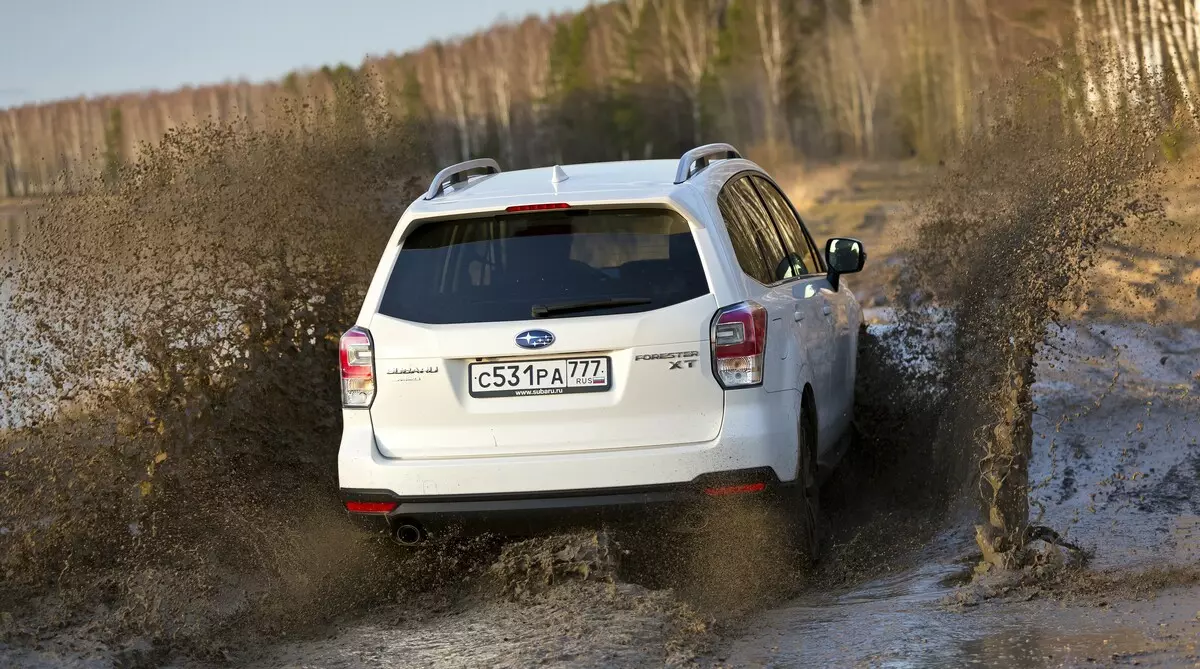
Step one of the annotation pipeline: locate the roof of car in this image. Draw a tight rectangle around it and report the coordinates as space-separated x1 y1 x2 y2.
404 158 750 217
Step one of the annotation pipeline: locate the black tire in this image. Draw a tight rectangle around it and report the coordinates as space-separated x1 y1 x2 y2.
781 406 823 568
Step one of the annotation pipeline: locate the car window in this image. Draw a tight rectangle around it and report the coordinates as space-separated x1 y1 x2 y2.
750 175 820 278
717 176 792 284
731 177 790 280
717 182 775 285
377 208 710 324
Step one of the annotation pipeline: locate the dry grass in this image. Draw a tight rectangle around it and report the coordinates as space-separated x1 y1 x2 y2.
780 153 1200 323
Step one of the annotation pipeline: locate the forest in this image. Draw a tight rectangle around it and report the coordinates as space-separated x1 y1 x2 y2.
2 0 1199 197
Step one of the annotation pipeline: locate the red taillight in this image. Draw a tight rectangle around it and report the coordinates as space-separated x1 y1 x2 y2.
339 326 375 407
710 301 767 388
505 202 570 212
704 482 767 496
344 500 397 514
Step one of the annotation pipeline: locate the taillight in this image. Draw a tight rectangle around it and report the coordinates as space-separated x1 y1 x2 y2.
710 301 767 389
340 326 375 408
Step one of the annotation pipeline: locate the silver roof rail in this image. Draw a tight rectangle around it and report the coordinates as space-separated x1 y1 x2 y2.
673 143 742 184
424 158 502 200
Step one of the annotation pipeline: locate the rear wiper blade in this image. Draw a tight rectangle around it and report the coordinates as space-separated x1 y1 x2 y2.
531 297 653 318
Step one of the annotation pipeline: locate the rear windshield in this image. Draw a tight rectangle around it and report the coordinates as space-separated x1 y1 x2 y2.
378 208 710 324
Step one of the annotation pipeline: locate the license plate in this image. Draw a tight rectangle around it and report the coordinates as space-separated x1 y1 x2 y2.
468 357 611 398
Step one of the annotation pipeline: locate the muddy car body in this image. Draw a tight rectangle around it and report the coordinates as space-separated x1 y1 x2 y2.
337 144 865 545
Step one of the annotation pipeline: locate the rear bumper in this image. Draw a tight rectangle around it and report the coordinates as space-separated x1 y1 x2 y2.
341 468 784 537
338 387 802 498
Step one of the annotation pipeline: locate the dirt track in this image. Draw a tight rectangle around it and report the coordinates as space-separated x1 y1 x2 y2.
2 116 1199 666
712 318 1200 668
3 286 1195 667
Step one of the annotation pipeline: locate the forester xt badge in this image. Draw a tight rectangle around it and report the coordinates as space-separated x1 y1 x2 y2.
635 351 700 369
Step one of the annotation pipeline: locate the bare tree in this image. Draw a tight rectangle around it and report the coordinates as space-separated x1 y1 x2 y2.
483 28 517 166
849 0 882 156
666 0 722 144
1157 0 1200 125
752 0 792 148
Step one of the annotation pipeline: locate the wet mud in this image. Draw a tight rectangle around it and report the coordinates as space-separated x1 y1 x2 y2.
710 319 1200 667
2 66 1199 667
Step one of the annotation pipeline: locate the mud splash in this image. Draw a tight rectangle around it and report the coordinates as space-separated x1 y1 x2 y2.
892 80 1181 569
0 105 435 659
1 60 1197 668
0 101 712 666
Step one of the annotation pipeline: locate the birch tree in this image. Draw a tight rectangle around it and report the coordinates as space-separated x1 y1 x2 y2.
667 0 722 145
484 28 517 165
752 0 793 147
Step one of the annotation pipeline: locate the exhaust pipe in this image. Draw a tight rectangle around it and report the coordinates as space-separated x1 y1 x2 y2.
393 523 425 546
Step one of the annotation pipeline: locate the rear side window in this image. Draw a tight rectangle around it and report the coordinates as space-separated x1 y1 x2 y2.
378 208 710 324
717 176 788 285
750 176 821 277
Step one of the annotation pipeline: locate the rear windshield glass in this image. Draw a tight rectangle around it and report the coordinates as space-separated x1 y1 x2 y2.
378 208 710 324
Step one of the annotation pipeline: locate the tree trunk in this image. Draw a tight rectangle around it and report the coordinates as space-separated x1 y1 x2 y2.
1158 0 1200 126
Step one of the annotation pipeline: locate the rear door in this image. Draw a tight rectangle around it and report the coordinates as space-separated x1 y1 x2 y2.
715 176 810 395
366 207 723 459
749 176 846 450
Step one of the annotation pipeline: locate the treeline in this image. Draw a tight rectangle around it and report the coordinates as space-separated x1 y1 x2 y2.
3 0 1199 198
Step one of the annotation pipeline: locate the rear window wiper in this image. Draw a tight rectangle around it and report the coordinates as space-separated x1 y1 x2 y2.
531 297 653 318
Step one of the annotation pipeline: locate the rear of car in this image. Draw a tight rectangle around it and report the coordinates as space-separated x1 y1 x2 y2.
337 158 800 542
364 206 725 459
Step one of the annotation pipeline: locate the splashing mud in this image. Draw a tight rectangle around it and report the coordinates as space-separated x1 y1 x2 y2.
0 104 710 666
1 61 1198 667
702 58 1200 664
0 108 439 659
892 81 1180 570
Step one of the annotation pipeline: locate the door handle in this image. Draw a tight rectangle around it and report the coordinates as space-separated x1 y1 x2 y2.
794 307 804 322
822 304 832 316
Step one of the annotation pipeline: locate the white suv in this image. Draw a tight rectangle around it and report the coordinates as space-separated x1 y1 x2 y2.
338 144 865 550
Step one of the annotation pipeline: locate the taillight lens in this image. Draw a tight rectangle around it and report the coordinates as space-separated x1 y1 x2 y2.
340 326 375 407
711 301 767 388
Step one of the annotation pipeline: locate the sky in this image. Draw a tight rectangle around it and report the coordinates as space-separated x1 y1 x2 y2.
0 0 593 108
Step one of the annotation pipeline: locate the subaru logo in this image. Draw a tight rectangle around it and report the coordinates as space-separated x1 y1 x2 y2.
515 329 555 350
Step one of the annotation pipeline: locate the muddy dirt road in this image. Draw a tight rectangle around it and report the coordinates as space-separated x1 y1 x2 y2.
7 311 1194 668
712 318 1200 669
2 115 1200 666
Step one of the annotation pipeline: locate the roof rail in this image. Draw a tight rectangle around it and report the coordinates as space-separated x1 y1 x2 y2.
673 143 742 184
424 158 502 200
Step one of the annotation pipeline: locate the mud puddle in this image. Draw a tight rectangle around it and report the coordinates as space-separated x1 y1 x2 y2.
227 580 701 669
714 567 1200 668
705 319 1200 668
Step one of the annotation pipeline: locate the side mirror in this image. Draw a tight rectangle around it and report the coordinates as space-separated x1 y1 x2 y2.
825 237 865 290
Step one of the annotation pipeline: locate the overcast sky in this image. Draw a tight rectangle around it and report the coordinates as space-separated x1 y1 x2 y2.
1 0 592 108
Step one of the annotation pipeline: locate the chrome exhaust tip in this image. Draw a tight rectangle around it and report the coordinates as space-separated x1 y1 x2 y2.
393 523 425 546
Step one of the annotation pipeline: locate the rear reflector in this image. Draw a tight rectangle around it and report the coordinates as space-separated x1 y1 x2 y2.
505 202 570 212
344 500 397 514
703 482 767 496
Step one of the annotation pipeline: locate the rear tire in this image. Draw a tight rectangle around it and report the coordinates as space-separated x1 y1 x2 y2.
781 406 822 568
